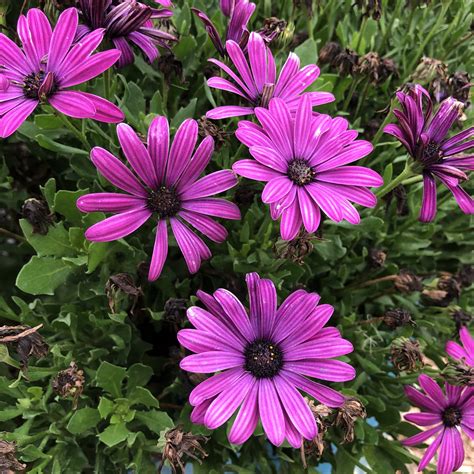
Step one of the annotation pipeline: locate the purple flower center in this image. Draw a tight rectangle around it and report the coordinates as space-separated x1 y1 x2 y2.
287 159 316 186
244 339 283 378
147 187 181 218
23 70 57 100
442 406 462 427
421 140 442 166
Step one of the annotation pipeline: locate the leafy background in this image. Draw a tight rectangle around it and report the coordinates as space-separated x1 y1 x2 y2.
0 0 473 472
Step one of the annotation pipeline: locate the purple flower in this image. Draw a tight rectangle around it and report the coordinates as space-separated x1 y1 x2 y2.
77 118 240 281
178 273 355 447
77 0 176 68
220 0 239 16
403 374 474 473
192 0 255 57
232 96 382 239
446 327 474 366
206 32 335 119
0 8 124 138
384 84 474 222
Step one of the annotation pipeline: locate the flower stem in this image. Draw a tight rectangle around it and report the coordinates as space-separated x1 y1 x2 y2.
0 227 26 242
57 113 91 150
376 160 416 200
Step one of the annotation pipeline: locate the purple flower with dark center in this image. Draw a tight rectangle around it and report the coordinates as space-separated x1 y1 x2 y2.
446 327 474 367
403 374 474 473
384 84 474 222
77 117 240 281
0 8 124 138
206 32 335 119
178 272 355 447
77 0 176 68
192 0 255 57
232 96 382 239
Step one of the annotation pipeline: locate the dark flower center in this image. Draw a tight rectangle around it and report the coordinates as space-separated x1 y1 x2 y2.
421 140 442 165
244 339 283 378
287 159 316 186
23 70 57 100
442 406 462 427
257 83 275 108
147 187 181 218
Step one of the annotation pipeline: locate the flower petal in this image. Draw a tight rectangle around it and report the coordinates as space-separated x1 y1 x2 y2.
258 379 285 446
148 218 168 281
49 90 96 119
77 193 145 213
180 351 245 373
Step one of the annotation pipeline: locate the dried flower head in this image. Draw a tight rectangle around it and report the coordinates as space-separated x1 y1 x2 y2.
0 440 26 473
421 289 452 307
0 324 48 371
368 248 387 268
256 17 287 44
22 198 54 235
412 56 448 85
157 52 184 84
105 273 143 313
159 426 208 474
437 273 462 300
52 361 85 409
164 298 188 325
302 399 333 465
394 270 423 293
451 309 472 332
448 71 471 106
318 42 343 66
197 117 228 150
275 231 315 264
383 308 416 329
391 338 424 372
334 398 367 443
442 360 474 386
456 264 474 288
333 48 359 76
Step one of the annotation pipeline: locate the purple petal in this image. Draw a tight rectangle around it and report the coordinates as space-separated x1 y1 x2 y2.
294 94 313 158
148 219 168 281
418 430 443 471
206 105 255 119
284 413 304 448
285 338 353 361
437 427 464 473
460 327 474 359
179 210 228 242
225 39 257 97
208 57 253 98
258 379 285 446
180 351 244 373
441 126 474 151
190 399 212 424
280 202 303 240
47 7 78 71
75 92 124 123
285 359 356 382
0 33 30 75
247 32 267 91
315 141 374 172
316 167 383 187
90 147 147 197
207 77 247 98
277 64 320 101
147 116 169 183
117 123 158 189
84 208 151 242
262 176 293 204
180 170 237 201
0 99 37 138
404 385 442 413
176 136 214 189
418 375 447 407
404 412 442 426
274 53 300 96
49 91 96 119
306 182 343 222
402 424 443 446
419 173 437 222
77 193 145 212
298 187 321 233
235 120 274 148
112 37 134 68
229 381 259 445
181 198 240 220
232 159 282 181
426 97 462 143
249 146 287 173
128 31 158 64
178 328 240 354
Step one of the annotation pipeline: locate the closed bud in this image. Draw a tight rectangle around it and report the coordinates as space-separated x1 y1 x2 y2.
391 338 424 372
105 273 143 313
443 360 474 386
275 231 314 264
383 308 415 329
22 198 54 235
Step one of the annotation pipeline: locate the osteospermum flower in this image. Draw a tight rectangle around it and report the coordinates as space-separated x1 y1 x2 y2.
77 118 240 281
220 0 240 16
77 0 176 68
403 374 474 473
446 327 474 366
233 96 382 239
206 32 335 119
192 0 255 57
384 84 474 222
178 273 356 447
0 8 124 138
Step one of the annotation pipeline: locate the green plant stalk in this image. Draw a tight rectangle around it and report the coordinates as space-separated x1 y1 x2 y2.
57 113 91 150
376 160 417 200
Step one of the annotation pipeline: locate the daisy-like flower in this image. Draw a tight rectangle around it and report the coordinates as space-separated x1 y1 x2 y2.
76 0 176 68
206 32 335 119
384 84 474 222
179 273 355 447
192 0 255 57
446 327 474 366
232 96 382 239
403 374 474 473
77 117 240 281
0 8 124 138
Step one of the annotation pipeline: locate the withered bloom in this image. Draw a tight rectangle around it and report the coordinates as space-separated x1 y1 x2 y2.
411 56 448 85
421 289 452 307
355 0 383 20
275 231 314 264
456 264 473 288
159 426 208 474
164 298 188 325
383 308 416 329
318 42 342 66
443 360 474 386
437 273 462 299
451 309 472 332
105 273 143 313
383 184 409 216
448 71 471 106
334 398 367 443
52 361 85 409
197 117 228 150
358 53 398 84
333 48 359 76
157 52 184 84
0 440 26 473
256 17 287 44
391 338 424 372
0 325 48 371
368 248 387 268
22 198 54 235
394 270 423 293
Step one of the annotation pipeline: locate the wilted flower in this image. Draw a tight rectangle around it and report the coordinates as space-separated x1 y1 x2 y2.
384 84 474 222
206 32 334 119
0 440 26 473
275 230 314 264
233 96 382 239
456 264 474 288
394 270 423 293
76 0 176 68
77 118 240 281
391 338 424 372
192 0 255 57
164 298 188 325
437 273 462 299
403 374 474 473
22 198 53 235
105 273 143 312
355 0 383 20
443 360 474 387
318 42 342 66
448 71 471 106
334 398 367 443
383 308 415 329
159 426 208 474
302 400 333 463
198 117 228 150
332 48 359 76
368 248 387 268
451 310 472 332
412 56 448 87
0 8 124 138
52 361 85 409
256 17 287 44
178 273 355 447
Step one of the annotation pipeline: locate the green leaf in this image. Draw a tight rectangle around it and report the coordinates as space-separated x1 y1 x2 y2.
127 364 153 390
54 189 88 225
171 98 197 128
98 422 130 447
67 408 100 435
16 257 74 295
128 387 159 408
95 362 126 398
35 134 89 156
294 38 317 66
98 397 115 419
135 410 173 435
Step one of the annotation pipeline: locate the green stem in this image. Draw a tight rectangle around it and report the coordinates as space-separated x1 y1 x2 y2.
354 79 370 117
402 175 423 186
343 77 361 110
57 113 90 150
376 160 416 200
371 98 397 147
162 77 169 115
103 67 112 101
355 16 368 53
0 227 26 242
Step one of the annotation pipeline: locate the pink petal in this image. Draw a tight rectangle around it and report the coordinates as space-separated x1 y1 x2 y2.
258 379 285 446
0 99 37 138
147 116 169 183
47 7 78 71
77 193 145 212
148 219 168 281
180 351 244 373
49 90 96 119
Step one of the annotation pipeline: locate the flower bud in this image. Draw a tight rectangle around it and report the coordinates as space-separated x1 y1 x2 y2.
22 198 54 235
383 308 416 329
391 337 424 372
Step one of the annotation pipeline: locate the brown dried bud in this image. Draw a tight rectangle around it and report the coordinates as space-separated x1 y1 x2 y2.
391 338 424 372
437 273 461 300
378 57 398 83
164 298 187 325
198 117 227 150
394 270 423 293
0 440 26 472
159 426 208 474
355 0 383 20
157 52 184 84
357 53 398 84
22 198 54 235
318 42 342 65
333 49 359 76
368 248 387 268
448 71 471 105
412 56 448 84
275 231 314 264
0 325 48 371
443 360 474 386
383 308 416 329
334 398 366 443
293 0 313 16
256 17 287 44
383 184 409 215
233 184 256 206
421 289 451 307
456 264 474 288
52 361 85 409
105 273 143 313
451 310 472 332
